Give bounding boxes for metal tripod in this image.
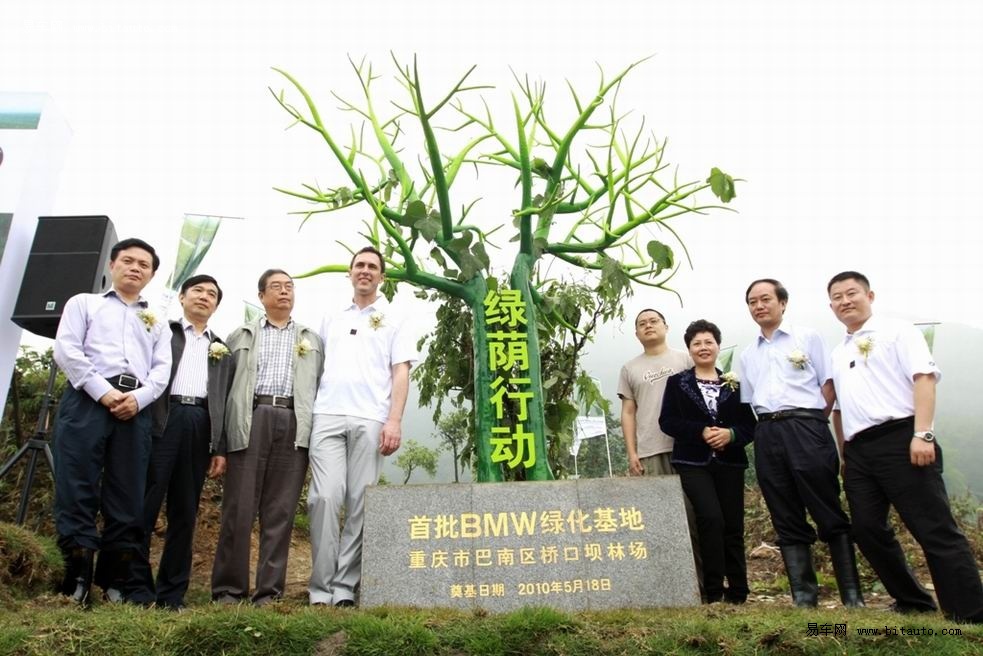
[0,364,57,525]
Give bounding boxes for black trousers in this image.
[845,418,983,622]
[129,404,212,607]
[677,461,748,601]
[754,415,851,546]
[52,386,152,554]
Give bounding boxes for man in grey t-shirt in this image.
[617,309,702,595]
[618,309,692,475]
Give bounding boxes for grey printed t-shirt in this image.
[617,349,692,457]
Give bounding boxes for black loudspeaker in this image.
[11,215,118,339]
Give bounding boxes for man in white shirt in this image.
[740,278,861,608]
[128,274,233,609]
[827,270,982,623]
[308,246,419,607]
[52,238,171,605]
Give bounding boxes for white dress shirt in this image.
[829,316,940,441]
[53,288,171,410]
[739,324,828,413]
[170,319,212,398]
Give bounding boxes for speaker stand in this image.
[0,364,58,525]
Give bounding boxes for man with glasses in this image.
[211,269,324,606]
[617,309,702,595]
[618,309,692,477]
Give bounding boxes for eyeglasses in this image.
[265,282,294,292]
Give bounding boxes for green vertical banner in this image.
[916,322,938,354]
[159,214,223,313]
[717,346,735,374]
[244,301,263,323]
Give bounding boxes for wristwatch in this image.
[913,431,935,442]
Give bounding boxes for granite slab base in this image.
[360,476,700,611]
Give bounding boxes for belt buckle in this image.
[118,374,139,390]
[179,395,195,405]
[272,395,290,408]
[773,410,788,420]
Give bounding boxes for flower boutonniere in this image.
[855,336,874,362]
[208,342,230,362]
[368,312,385,331]
[787,349,809,370]
[295,337,313,357]
[721,371,739,391]
[136,309,157,332]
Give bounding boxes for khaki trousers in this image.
[307,414,384,605]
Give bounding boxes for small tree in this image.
[272,56,736,482]
[395,440,440,484]
[436,408,470,483]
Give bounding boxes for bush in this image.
[0,521,63,606]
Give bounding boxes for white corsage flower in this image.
[787,349,809,370]
[136,309,157,332]
[721,371,739,391]
[295,338,313,357]
[855,336,874,362]
[368,312,385,331]
[208,342,230,362]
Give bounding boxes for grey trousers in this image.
[211,405,308,603]
[307,414,384,604]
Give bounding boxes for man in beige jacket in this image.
[211,269,324,606]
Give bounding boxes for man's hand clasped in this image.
[99,389,139,421]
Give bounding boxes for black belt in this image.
[851,416,913,442]
[170,395,207,407]
[254,395,293,409]
[757,408,826,422]
[107,374,141,391]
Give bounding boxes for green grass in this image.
[0,601,981,656]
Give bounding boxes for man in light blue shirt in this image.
[52,238,171,605]
[739,278,861,608]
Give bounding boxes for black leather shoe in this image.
[334,599,355,608]
[889,601,937,615]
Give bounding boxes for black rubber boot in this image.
[828,534,865,608]
[780,544,819,608]
[59,547,94,607]
[100,549,136,603]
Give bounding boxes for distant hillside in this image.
[929,322,983,499]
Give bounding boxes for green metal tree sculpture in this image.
[271,56,736,482]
